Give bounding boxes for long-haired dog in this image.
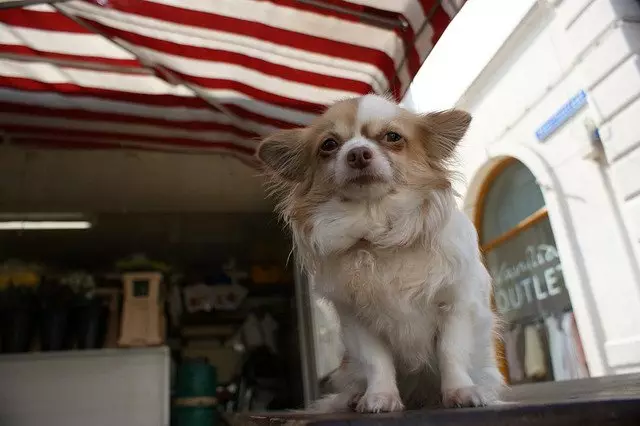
[256,94,504,413]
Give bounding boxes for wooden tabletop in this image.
[229,374,640,426]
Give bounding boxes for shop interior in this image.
[0,147,306,418]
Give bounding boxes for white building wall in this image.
[406,0,640,375]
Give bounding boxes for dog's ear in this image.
[419,109,471,160]
[256,128,308,182]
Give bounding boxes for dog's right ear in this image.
[256,128,308,182]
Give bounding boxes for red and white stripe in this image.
[0,0,464,162]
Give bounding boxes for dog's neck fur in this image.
[285,185,456,274]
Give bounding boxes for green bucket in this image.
[172,406,218,426]
[173,359,218,426]
[175,358,217,398]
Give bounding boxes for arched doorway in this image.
[476,159,590,385]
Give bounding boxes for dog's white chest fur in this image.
[317,246,448,370]
[305,190,485,371]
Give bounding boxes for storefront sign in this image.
[492,244,570,319]
[485,220,572,323]
[535,90,587,142]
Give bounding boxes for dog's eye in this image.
[320,138,339,153]
[384,132,403,143]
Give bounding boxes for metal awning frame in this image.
[0,0,422,138]
[0,0,457,152]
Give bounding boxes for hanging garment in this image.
[545,315,566,380]
[261,313,279,355]
[563,311,589,379]
[570,312,589,377]
[504,325,524,383]
[524,324,547,380]
[545,311,590,381]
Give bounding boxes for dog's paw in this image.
[442,385,498,408]
[307,393,355,413]
[356,391,404,413]
[347,392,364,411]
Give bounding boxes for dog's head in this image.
[256,94,471,202]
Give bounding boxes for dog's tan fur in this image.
[257,94,503,413]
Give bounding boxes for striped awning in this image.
[0,0,464,165]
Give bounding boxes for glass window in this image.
[480,160,589,385]
[481,160,546,244]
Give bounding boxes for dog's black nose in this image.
[347,147,373,169]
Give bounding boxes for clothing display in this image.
[544,312,589,381]
[505,310,589,384]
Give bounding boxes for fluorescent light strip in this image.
[0,221,92,230]
[0,213,87,221]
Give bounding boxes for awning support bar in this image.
[0,0,70,10]
[54,4,257,136]
[0,52,152,75]
[294,0,408,30]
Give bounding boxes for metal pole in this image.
[0,52,152,75]
[293,260,320,407]
[294,0,407,30]
[0,0,70,10]
[54,4,255,135]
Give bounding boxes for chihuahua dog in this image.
[256,94,503,413]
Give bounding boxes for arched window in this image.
[476,159,589,385]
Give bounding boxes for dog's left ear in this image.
[419,109,472,160]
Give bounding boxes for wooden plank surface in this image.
[229,374,640,426]
[501,373,640,403]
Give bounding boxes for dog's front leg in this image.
[340,314,404,413]
[438,308,491,407]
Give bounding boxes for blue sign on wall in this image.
[535,90,588,142]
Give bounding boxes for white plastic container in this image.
[0,346,170,426]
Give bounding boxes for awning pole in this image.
[0,52,153,75]
[54,4,257,136]
[294,0,407,30]
[0,0,70,10]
